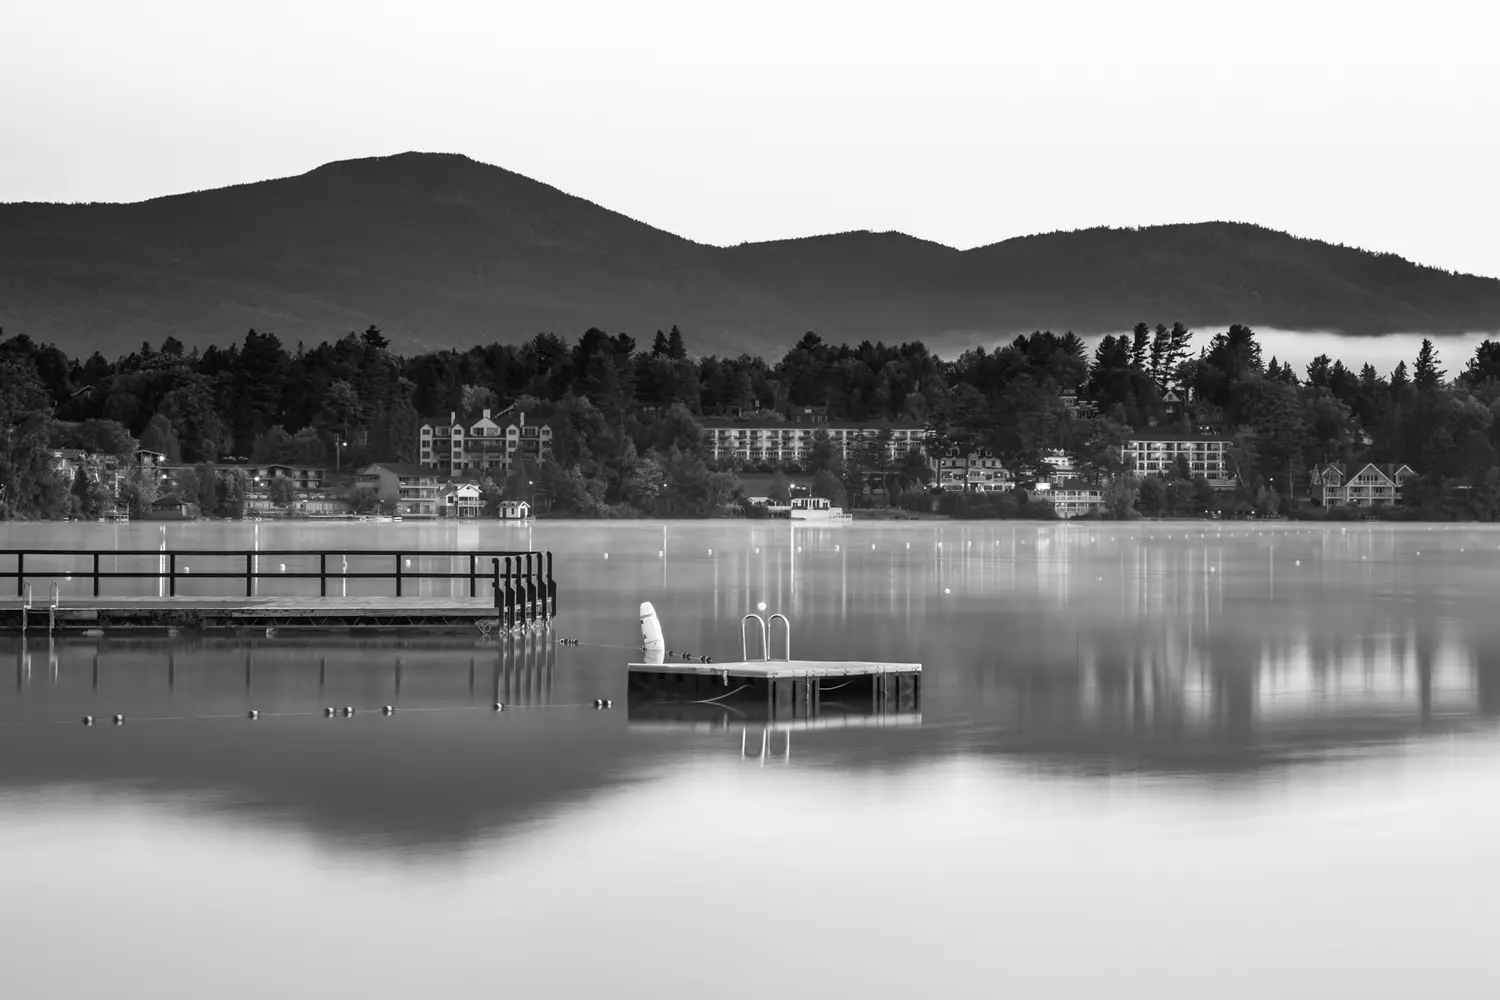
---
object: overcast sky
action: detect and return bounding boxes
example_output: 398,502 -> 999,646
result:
4,0 -> 1498,276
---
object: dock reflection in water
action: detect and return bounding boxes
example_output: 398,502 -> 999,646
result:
2,521 -> 1499,998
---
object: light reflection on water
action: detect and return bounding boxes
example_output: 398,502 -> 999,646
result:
2,521 -> 1499,997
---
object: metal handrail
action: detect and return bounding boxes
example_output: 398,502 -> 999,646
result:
741,614 -> 768,661
767,613 -> 791,660
1,547 -> 548,599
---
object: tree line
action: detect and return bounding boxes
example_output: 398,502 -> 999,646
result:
3,320 -> 1500,519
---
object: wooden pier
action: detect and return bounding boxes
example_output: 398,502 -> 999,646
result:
0,547 -> 559,632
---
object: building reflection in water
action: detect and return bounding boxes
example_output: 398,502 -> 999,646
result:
684,523 -> 1500,760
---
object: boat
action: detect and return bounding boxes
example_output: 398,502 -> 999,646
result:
788,497 -> 852,521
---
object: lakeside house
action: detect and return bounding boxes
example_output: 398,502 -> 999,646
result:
1045,479 -> 1105,519
934,449 -> 1013,493
1310,462 -> 1416,507
354,462 -> 440,517
141,493 -> 198,520
440,482 -> 485,518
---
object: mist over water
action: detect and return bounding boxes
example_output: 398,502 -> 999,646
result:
2,520 -> 1498,998
950,328 -> 1500,377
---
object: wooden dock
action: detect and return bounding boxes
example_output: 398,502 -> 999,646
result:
0,595 -> 550,632
627,657 -> 922,718
0,545 -> 560,633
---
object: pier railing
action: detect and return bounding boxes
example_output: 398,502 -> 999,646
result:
0,548 -> 551,601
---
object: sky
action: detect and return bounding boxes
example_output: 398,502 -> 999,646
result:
4,0 -> 1499,277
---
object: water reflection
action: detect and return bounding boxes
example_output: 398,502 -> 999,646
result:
6,522 -> 1500,997
4,522 -> 1500,844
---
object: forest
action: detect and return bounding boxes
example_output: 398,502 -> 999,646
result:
3,320 -> 1500,520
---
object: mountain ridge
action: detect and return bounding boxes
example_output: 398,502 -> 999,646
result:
3,152 -> 1498,357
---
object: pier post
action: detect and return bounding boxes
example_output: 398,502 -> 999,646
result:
93,553 -> 100,597
245,553 -> 253,597
320,553 -> 327,597
546,551 -> 555,620
16,553 -> 22,597
524,553 -> 535,626
469,554 -> 477,598
395,552 -> 403,597
169,553 -> 177,596
503,557 -> 514,630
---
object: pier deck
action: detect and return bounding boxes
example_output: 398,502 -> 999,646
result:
628,658 -> 921,680
627,658 -> 922,718
0,596 -> 547,632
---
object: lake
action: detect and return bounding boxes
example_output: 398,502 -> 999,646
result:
2,519 -> 1498,998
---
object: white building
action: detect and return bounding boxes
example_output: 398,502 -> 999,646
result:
498,499 -> 532,520
1047,480 -> 1105,518
701,413 -> 929,468
1123,433 -> 1235,489
440,482 -> 485,518
418,406 -> 553,477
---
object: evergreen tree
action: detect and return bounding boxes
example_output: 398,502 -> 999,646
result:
666,325 -> 687,360
1414,339 -> 1445,389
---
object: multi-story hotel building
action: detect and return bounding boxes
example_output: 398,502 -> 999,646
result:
1122,433 -> 1236,489
701,407 -> 928,467
418,407 -> 552,477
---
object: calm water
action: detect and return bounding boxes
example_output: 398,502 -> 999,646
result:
2,520 -> 1499,998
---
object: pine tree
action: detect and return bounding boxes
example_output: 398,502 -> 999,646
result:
1149,324 -> 1171,383
1413,338 -> 1445,389
666,325 -> 687,360
652,330 -> 669,357
1390,360 -> 1410,390
1130,322 -> 1150,370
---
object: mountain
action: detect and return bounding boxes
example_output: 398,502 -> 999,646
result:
4,152 -> 1499,358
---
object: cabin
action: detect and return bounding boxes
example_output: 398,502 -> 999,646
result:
141,493 -> 198,520
498,499 -> 532,520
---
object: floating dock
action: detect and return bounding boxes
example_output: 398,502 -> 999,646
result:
627,610 -> 921,719
627,660 -> 921,718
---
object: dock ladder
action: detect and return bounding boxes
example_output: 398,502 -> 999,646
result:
22,584 -> 61,635
740,612 -> 791,661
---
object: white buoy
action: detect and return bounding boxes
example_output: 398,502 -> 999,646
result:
324,707 -> 335,717
382,706 -> 394,715
81,716 -> 94,726
640,602 -> 665,661
493,702 -> 505,712
247,710 -> 259,719
604,553 -> 609,560
757,601 -> 767,611
944,588 -> 951,594
113,714 -> 124,725
279,563 -> 286,572
343,706 -> 354,716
